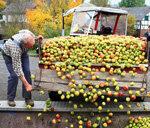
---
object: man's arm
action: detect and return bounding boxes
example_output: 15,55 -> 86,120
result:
19,76 -> 32,92
11,48 -> 32,92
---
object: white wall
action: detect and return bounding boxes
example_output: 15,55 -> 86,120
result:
141,12 -> 150,29
2,14 -> 27,23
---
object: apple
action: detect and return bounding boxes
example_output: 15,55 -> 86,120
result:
77,116 -> 82,120
56,114 -> 61,119
130,95 -> 136,101
60,95 -> 65,100
78,120 -> 83,125
102,102 -> 106,106
73,104 -> 78,110
126,97 -> 131,102
58,90 -> 62,95
123,85 -> 129,91
86,120 -> 92,128
98,106 -> 103,111
106,97 -> 111,102
107,119 -> 112,125
52,118 -> 57,124
26,116 -> 31,121
119,104 -> 124,110
93,123 -> 98,128
103,123 -> 108,127
115,86 -> 120,91
114,99 -> 118,103
30,74 -> 35,80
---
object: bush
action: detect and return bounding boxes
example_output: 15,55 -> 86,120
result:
43,26 -> 71,38
2,22 -> 27,38
127,15 -> 136,36
44,27 -> 61,38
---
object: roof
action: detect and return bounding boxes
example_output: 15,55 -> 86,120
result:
122,7 -> 150,21
1,2 -> 36,15
63,3 -> 128,16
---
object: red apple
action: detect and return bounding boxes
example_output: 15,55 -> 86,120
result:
123,85 -> 129,91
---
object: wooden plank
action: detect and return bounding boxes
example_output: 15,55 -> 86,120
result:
73,72 -> 145,82
89,63 -> 149,68
34,68 -> 42,82
34,79 -> 145,90
40,63 -> 149,68
1,101 -> 150,112
36,81 -> 146,97
35,69 -> 145,83
52,102 -> 150,113
36,82 -> 70,92
75,80 -> 143,89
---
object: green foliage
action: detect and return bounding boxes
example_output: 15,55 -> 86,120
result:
119,0 -> 145,7
65,27 -> 71,36
127,15 -> 136,36
2,23 -> 27,38
90,0 -> 108,6
44,25 -> 61,38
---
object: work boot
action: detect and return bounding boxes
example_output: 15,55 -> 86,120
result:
7,100 -> 16,107
25,99 -> 34,107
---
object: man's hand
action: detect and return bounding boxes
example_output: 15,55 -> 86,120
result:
25,84 -> 32,92
37,35 -> 43,44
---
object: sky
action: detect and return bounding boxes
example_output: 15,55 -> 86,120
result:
85,0 -> 150,6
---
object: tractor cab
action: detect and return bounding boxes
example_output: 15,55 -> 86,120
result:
63,3 -> 128,36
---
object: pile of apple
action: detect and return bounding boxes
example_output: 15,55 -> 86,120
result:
39,35 -> 148,127
40,35 -> 147,69
125,116 -> 150,128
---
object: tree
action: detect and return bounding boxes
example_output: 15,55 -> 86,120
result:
26,3 -> 52,35
0,0 -> 6,11
127,14 -> 136,36
90,0 -> 108,6
26,0 -> 83,37
119,0 -> 145,7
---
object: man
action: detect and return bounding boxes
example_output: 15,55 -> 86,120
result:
0,30 -> 37,107
144,25 -> 150,42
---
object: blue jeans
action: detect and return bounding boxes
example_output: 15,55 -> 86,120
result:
2,52 -> 32,101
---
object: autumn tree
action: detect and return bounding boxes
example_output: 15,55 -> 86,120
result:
90,0 -> 108,6
26,2 -> 51,35
26,0 -> 83,37
0,0 -> 6,11
127,14 -> 136,36
119,0 -> 145,7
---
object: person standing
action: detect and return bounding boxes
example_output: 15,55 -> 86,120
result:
0,30 -> 36,107
144,25 -> 150,42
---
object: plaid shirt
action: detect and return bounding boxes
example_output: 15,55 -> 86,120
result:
1,30 -> 35,77
3,39 -> 27,77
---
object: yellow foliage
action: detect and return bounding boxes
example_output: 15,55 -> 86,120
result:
26,8 -> 52,35
127,14 -> 136,36
26,0 -> 83,35
68,0 -> 83,8
0,0 -> 6,10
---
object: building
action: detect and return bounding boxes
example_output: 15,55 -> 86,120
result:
1,1 -> 36,23
123,7 -> 150,37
